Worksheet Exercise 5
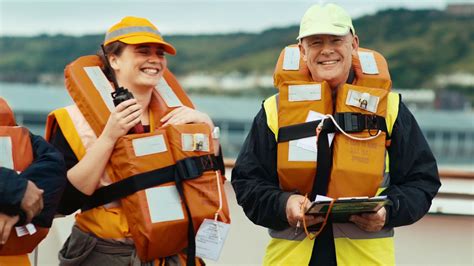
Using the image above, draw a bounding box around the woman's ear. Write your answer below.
[108,53,120,71]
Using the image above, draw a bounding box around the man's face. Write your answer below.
[299,33,359,89]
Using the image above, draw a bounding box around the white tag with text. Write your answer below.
[288,84,321,102]
[346,89,380,113]
[283,47,300,70]
[196,219,230,261]
[358,51,379,75]
[145,186,184,223]
[25,223,37,235]
[15,226,29,237]
[182,133,210,152]
[132,135,167,157]
[0,137,13,169]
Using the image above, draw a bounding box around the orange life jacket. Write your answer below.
[45,56,230,262]
[0,97,49,257]
[273,45,391,198]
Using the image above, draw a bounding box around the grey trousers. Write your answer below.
[58,226,145,266]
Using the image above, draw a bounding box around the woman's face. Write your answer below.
[109,43,167,91]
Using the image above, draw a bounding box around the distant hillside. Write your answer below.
[0,8,473,90]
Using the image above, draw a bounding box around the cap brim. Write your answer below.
[297,24,350,40]
[119,36,177,55]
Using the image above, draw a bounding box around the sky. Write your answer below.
[0,0,466,36]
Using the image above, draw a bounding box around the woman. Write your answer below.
[48,16,224,265]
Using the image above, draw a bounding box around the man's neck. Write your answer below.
[331,68,355,103]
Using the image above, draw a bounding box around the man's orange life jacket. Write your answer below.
[45,56,230,262]
[0,97,49,257]
[273,45,391,199]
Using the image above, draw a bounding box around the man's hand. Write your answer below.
[349,207,387,232]
[0,213,19,245]
[286,194,324,228]
[20,181,44,223]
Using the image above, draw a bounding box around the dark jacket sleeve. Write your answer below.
[383,99,441,228]
[231,106,294,231]
[48,126,88,215]
[0,167,28,215]
[20,133,67,227]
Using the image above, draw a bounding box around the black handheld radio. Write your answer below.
[101,45,144,134]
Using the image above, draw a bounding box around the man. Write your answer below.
[231,3,440,265]
[0,97,67,265]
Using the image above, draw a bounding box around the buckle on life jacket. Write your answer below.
[176,155,217,181]
[335,112,366,133]
[335,112,386,135]
[177,157,201,180]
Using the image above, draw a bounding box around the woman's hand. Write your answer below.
[160,106,214,128]
[160,106,221,156]
[102,99,142,143]
[66,99,142,195]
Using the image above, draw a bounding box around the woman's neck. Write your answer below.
[130,87,153,125]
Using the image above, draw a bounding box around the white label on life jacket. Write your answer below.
[15,226,29,237]
[14,223,35,237]
[132,134,167,157]
[156,78,184,107]
[283,47,300,70]
[182,133,210,152]
[346,89,380,113]
[83,66,115,112]
[288,84,322,102]
[358,51,379,75]
[146,185,184,223]
[196,219,231,261]
[0,136,14,169]
[288,140,317,162]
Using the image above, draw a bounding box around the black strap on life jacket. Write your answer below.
[81,154,219,266]
[81,154,219,211]
[311,119,334,199]
[277,113,388,143]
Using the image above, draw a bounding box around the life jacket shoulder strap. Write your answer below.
[45,106,87,160]
[263,94,279,141]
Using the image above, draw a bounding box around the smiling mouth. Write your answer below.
[141,68,160,75]
[318,60,339,65]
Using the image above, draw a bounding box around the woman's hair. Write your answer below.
[97,41,127,82]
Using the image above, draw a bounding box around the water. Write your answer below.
[1,82,473,168]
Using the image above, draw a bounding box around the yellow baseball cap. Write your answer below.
[297,3,355,40]
[104,16,176,55]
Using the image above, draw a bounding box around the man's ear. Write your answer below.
[298,41,307,62]
[352,35,360,53]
